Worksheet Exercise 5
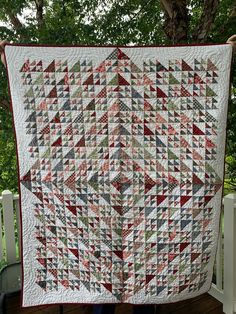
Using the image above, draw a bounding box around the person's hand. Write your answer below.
[0,40,9,67]
[227,35,236,53]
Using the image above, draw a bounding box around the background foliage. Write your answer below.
[0,0,236,194]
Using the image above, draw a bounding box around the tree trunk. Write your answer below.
[193,0,219,42]
[160,0,189,44]
[160,0,220,43]
[35,0,44,28]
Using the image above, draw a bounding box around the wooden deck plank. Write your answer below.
[156,294,205,313]
[63,305,93,314]
[5,292,223,314]
[158,294,221,314]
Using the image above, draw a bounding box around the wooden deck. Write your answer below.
[4,292,223,314]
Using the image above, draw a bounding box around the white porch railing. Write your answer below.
[208,193,236,314]
[0,190,236,313]
[0,190,21,264]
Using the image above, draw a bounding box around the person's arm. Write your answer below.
[0,40,8,67]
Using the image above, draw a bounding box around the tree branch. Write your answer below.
[160,0,173,18]
[229,2,236,17]
[35,0,44,28]
[8,13,24,30]
[193,0,219,42]
[8,12,29,40]
[126,0,155,25]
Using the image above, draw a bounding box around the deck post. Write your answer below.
[223,193,236,314]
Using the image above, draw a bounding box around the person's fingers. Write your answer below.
[226,34,236,43]
[0,40,9,67]
[226,34,236,54]
[0,40,8,52]
[226,34,236,45]
[0,53,6,67]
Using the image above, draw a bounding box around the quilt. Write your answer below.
[4,43,232,307]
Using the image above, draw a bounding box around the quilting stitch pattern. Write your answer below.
[5,45,231,305]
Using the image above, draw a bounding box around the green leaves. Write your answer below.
[0,108,18,193]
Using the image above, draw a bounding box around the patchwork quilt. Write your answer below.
[5,44,232,307]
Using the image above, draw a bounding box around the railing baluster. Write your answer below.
[216,208,223,290]
[1,190,17,264]
[223,193,236,314]
[14,195,21,259]
[0,197,3,260]
[209,199,225,303]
